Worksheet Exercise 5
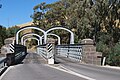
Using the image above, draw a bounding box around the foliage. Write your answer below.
[0,25,7,48]
[107,41,120,66]
[0,25,19,48]
[6,26,19,38]
[96,41,109,56]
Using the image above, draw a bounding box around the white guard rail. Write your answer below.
[37,46,47,59]
[37,44,54,59]
[56,44,82,62]
[37,43,55,64]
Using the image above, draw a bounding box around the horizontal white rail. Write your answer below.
[37,44,54,60]
[56,45,82,62]
[37,47,47,59]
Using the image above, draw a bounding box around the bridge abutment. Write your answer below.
[81,39,102,65]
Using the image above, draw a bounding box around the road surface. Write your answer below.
[1,53,86,80]
[1,52,120,80]
[55,56,120,80]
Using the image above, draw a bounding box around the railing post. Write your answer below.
[47,38,55,64]
[67,46,69,58]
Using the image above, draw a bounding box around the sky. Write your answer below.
[0,0,59,27]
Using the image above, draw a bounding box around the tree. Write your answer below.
[0,25,7,48]
[31,2,48,30]
[6,26,19,38]
[107,41,120,66]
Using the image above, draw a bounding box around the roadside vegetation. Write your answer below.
[0,25,19,48]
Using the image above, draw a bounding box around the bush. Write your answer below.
[96,41,109,56]
[107,41,120,66]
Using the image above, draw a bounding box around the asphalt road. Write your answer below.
[55,56,120,80]
[1,53,86,80]
[1,52,120,80]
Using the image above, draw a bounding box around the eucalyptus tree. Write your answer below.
[93,0,120,45]
[6,26,19,38]
[31,1,71,43]
[92,0,120,66]
[31,2,47,29]
[0,25,7,47]
[60,0,97,42]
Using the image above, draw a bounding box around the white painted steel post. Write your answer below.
[102,57,106,66]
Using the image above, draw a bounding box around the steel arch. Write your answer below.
[45,27,74,44]
[21,33,42,45]
[42,33,61,45]
[24,37,40,46]
[16,26,46,44]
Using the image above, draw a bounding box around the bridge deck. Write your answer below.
[1,52,85,80]
[23,52,47,64]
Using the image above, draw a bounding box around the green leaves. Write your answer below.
[107,41,120,66]
[6,26,19,38]
[0,25,7,48]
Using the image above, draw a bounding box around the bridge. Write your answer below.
[0,26,120,80]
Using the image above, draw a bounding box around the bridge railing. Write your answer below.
[37,39,102,65]
[37,44,47,59]
[6,44,27,66]
[14,44,27,60]
[0,57,6,73]
[37,43,54,64]
[56,44,82,62]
